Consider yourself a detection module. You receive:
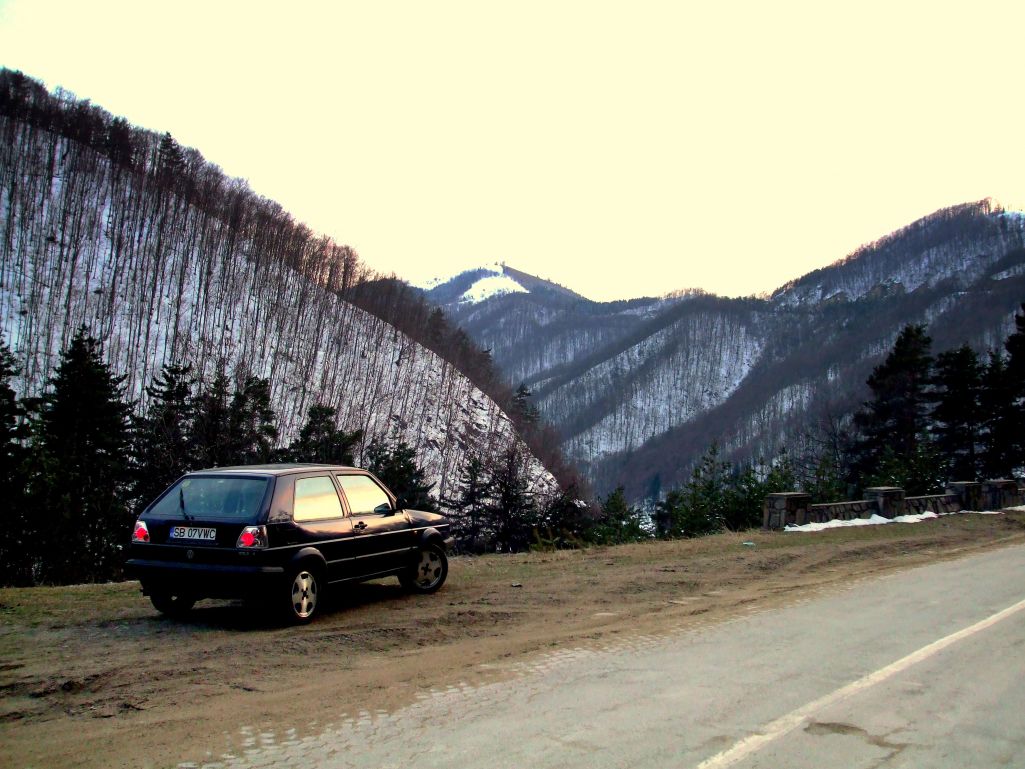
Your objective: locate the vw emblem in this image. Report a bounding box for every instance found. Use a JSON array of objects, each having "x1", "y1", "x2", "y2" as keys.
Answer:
[{"x1": 186, "y1": 549, "x2": 194, "y2": 560}]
